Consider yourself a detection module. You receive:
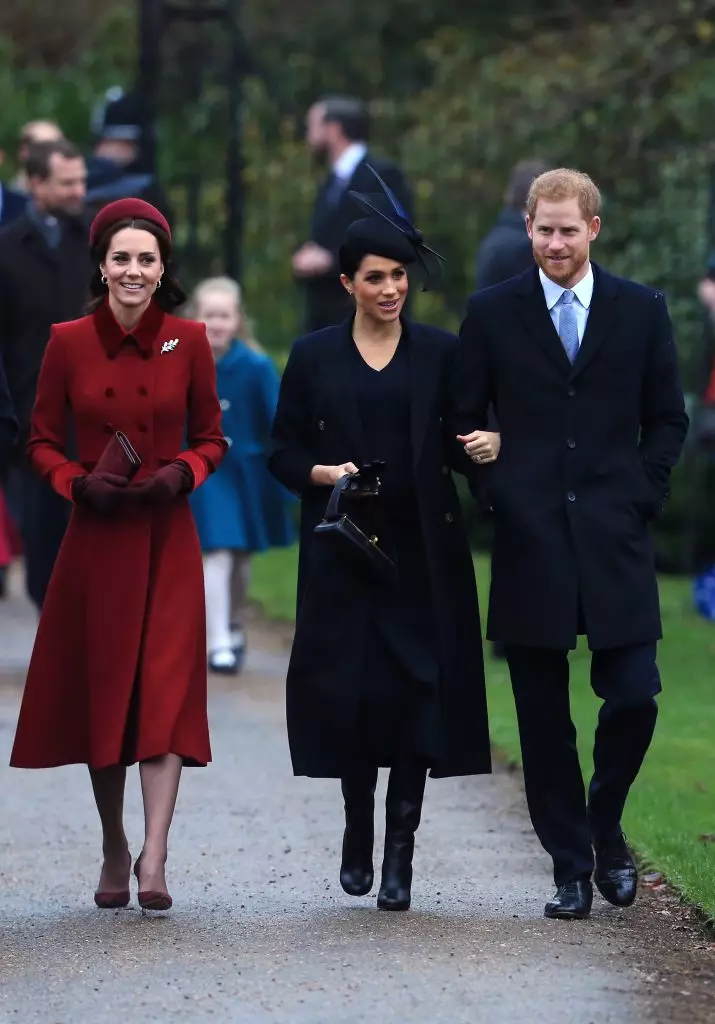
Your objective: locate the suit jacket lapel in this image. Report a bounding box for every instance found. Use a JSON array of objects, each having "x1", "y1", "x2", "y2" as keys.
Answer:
[
  {"x1": 570, "y1": 263, "x2": 619, "y2": 379},
  {"x1": 515, "y1": 266, "x2": 572, "y2": 375},
  {"x1": 321, "y1": 319, "x2": 368, "y2": 462}
]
